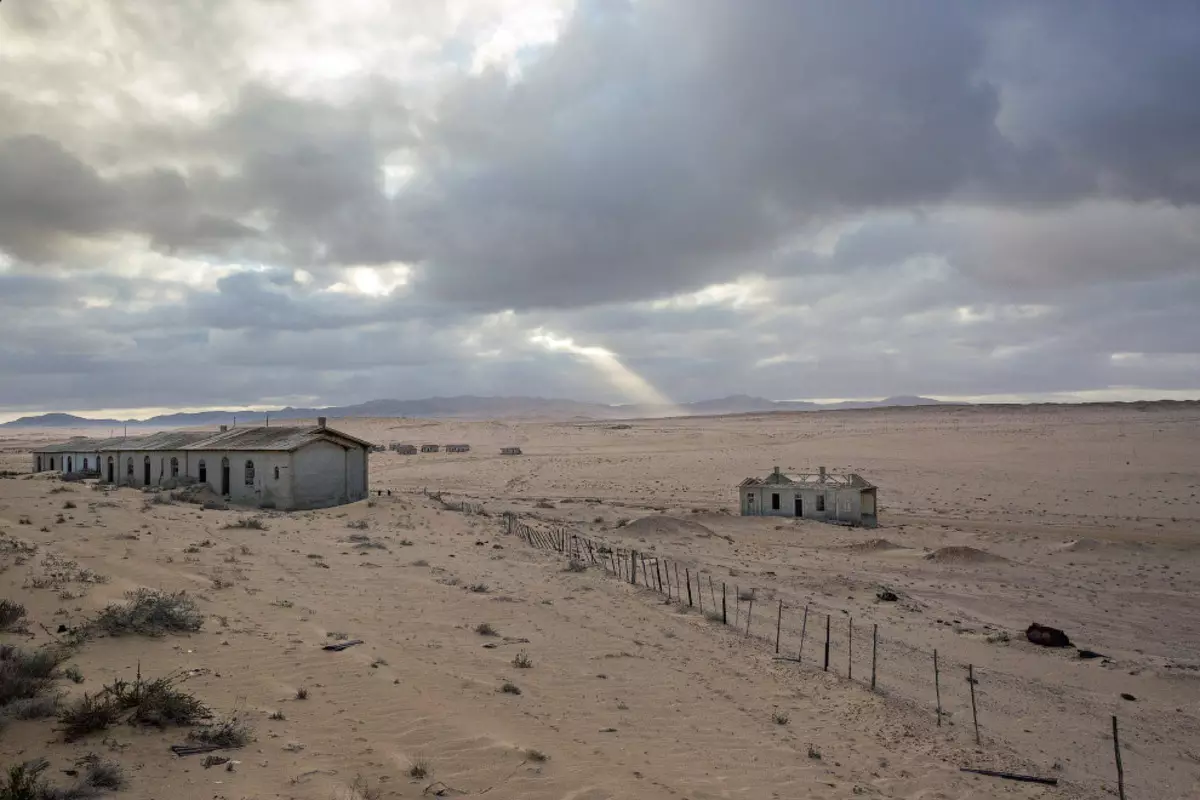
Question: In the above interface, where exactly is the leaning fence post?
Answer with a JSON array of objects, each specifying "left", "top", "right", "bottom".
[
  {"left": 1112, "top": 715, "right": 1126, "bottom": 800},
  {"left": 934, "top": 649, "right": 942, "bottom": 726},
  {"left": 775, "top": 599, "right": 783, "bottom": 654},
  {"left": 968, "top": 664, "right": 980, "bottom": 746},
  {"left": 798, "top": 604, "right": 809, "bottom": 663},
  {"left": 686, "top": 569, "right": 694, "bottom": 607},
  {"left": 708, "top": 576, "right": 717, "bottom": 609},
  {"left": 674, "top": 563, "right": 682, "bottom": 602},
  {"left": 722, "top": 583, "right": 727, "bottom": 624},
  {"left": 824, "top": 614, "right": 831, "bottom": 672},
  {"left": 871, "top": 623, "right": 878, "bottom": 691},
  {"left": 630, "top": 550, "right": 637, "bottom": 585},
  {"left": 696, "top": 574, "right": 704, "bottom": 614},
  {"left": 734, "top": 586, "right": 741, "bottom": 628}
]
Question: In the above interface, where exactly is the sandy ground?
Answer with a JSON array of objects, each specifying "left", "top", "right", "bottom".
[{"left": 1, "top": 404, "right": 1198, "bottom": 799}]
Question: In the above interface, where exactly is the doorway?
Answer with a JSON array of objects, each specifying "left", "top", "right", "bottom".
[
  {"left": 794, "top": 496, "right": 803, "bottom": 517},
  {"left": 106, "top": 457, "right": 114, "bottom": 483},
  {"left": 198, "top": 460, "right": 207, "bottom": 484},
  {"left": 143, "top": 457, "right": 151, "bottom": 486},
  {"left": 67, "top": 457, "right": 73, "bottom": 473},
  {"left": 220, "top": 457, "right": 230, "bottom": 495}
]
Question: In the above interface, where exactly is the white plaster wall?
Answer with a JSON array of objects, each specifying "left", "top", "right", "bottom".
[
  {"left": 293, "top": 441, "right": 350, "bottom": 509},
  {"left": 741, "top": 486, "right": 865, "bottom": 523},
  {"left": 346, "top": 446, "right": 367, "bottom": 502}
]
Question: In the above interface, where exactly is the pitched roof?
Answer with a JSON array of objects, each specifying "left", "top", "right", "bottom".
[
  {"left": 34, "top": 436, "right": 145, "bottom": 453},
  {"left": 178, "top": 425, "right": 374, "bottom": 452},
  {"left": 740, "top": 469, "right": 874, "bottom": 490}
]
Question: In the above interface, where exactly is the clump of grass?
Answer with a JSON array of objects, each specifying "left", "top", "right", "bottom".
[
  {"left": 89, "top": 589, "right": 203, "bottom": 637},
  {"left": 807, "top": 744, "right": 821, "bottom": 760},
  {"left": 411, "top": 559, "right": 430, "bottom": 567},
  {"left": 771, "top": 710, "right": 790, "bottom": 726},
  {"left": 535, "top": 500, "right": 555, "bottom": 509},
  {"left": 62, "top": 500, "right": 77, "bottom": 510},
  {"left": 615, "top": 518, "right": 629, "bottom": 528},
  {"left": 62, "top": 665, "right": 84, "bottom": 684},
  {"left": 512, "top": 651, "right": 533, "bottom": 669},
  {"left": 0, "top": 756, "right": 120, "bottom": 800},
  {"left": 475, "top": 622, "right": 498, "bottom": 637},
  {"left": 188, "top": 713, "right": 253, "bottom": 748},
  {"left": 0, "top": 600, "right": 27, "bottom": 632},
  {"left": 738, "top": 589, "right": 756, "bottom": 602},
  {"left": 346, "top": 519, "right": 369, "bottom": 530},
  {"left": 77, "top": 753, "right": 125, "bottom": 790},
  {"left": 295, "top": 687, "right": 308, "bottom": 700},
  {"left": 0, "top": 645, "right": 67, "bottom": 712},
  {"left": 223, "top": 517, "right": 267, "bottom": 531},
  {"left": 5, "top": 693, "right": 62, "bottom": 720},
  {"left": 525, "top": 749, "right": 548, "bottom": 763},
  {"left": 268, "top": 710, "right": 286, "bottom": 721},
  {"left": 408, "top": 758, "right": 430, "bottom": 779},
  {"left": 468, "top": 583, "right": 490, "bottom": 594},
  {"left": 704, "top": 610, "right": 724, "bottom": 624},
  {"left": 500, "top": 682, "right": 521, "bottom": 695},
  {"left": 108, "top": 671, "right": 212, "bottom": 727},
  {"left": 564, "top": 559, "right": 587, "bottom": 573},
  {"left": 398, "top": 539, "right": 414, "bottom": 547}
]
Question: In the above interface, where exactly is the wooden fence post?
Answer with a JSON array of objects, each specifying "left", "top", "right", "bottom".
[
  {"left": 745, "top": 596, "right": 753, "bottom": 637},
  {"left": 798, "top": 604, "right": 809, "bottom": 664},
  {"left": 824, "top": 614, "right": 831, "bottom": 672},
  {"left": 1112, "top": 715, "right": 1126, "bottom": 800},
  {"left": 934, "top": 649, "right": 942, "bottom": 726},
  {"left": 871, "top": 624, "right": 878, "bottom": 691},
  {"left": 968, "top": 664, "right": 980, "bottom": 746},
  {"left": 630, "top": 550, "right": 637, "bottom": 585},
  {"left": 848, "top": 617, "right": 853, "bottom": 681},
  {"left": 685, "top": 569, "right": 694, "bottom": 606},
  {"left": 708, "top": 576, "right": 717, "bottom": 609},
  {"left": 722, "top": 583, "right": 727, "bottom": 624},
  {"left": 775, "top": 599, "right": 783, "bottom": 653},
  {"left": 696, "top": 574, "right": 704, "bottom": 614}
]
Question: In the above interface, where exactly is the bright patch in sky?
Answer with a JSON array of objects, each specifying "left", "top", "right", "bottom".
[{"left": 529, "top": 328, "right": 674, "bottom": 407}]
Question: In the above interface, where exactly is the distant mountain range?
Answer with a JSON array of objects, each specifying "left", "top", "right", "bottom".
[{"left": 0, "top": 394, "right": 958, "bottom": 428}]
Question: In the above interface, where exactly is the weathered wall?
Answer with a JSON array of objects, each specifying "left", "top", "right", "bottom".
[
  {"left": 293, "top": 441, "right": 350, "bottom": 509},
  {"left": 740, "top": 485, "right": 866, "bottom": 524}
]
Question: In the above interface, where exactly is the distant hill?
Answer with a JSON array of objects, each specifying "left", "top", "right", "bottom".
[{"left": 1, "top": 394, "right": 956, "bottom": 428}]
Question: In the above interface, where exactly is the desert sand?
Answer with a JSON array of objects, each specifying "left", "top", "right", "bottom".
[{"left": 1, "top": 403, "right": 1198, "bottom": 799}]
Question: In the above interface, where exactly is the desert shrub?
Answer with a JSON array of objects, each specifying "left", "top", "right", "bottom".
[
  {"left": 467, "top": 583, "right": 490, "bottom": 594},
  {"left": 564, "top": 559, "right": 587, "bottom": 573},
  {"left": 407, "top": 759, "right": 430, "bottom": 780},
  {"left": 0, "top": 601, "right": 26, "bottom": 632},
  {"left": 0, "top": 645, "right": 66, "bottom": 711},
  {"left": 62, "top": 666, "right": 84, "bottom": 685},
  {"left": 188, "top": 714, "right": 253, "bottom": 748},
  {"left": 615, "top": 519, "right": 629, "bottom": 528},
  {"left": 222, "top": 517, "right": 266, "bottom": 530},
  {"left": 106, "top": 672, "right": 211, "bottom": 727},
  {"left": 474, "top": 622, "right": 498, "bottom": 637},
  {"left": 58, "top": 693, "right": 123, "bottom": 741},
  {"left": 807, "top": 744, "right": 821, "bottom": 760},
  {"left": 771, "top": 710, "right": 790, "bottom": 726},
  {"left": 535, "top": 500, "right": 555, "bottom": 509},
  {"left": 90, "top": 590, "right": 202, "bottom": 637},
  {"left": 0, "top": 755, "right": 125, "bottom": 799},
  {"left": 738, "top": 588, "right": 756, "bottom": 602},
  {"left": 500, "top": 682, "right": 521, "bottom": 695},
  {"left": 77, "top": 753, "right": 125, "bottom": 790},
  {"left": 295, "top": 687, "right": 308, "bottom": 700},
  {"left": 62, "top": 501, "right": 76, "bottom": 510},
  {"left": 4, "top": 694, "right": 61, "bottom": 720},
  {"left": 525, "top": 749, "right": 548, "bottom": 763},
  {"left": 0, "top": 759, "right": 51, "bottom": 800},
  {"left": 346, "top": 520, "right": 369, "bottom": 530},
  {"left": 512, "top": 651, "right": 533, "bottom": 669}
]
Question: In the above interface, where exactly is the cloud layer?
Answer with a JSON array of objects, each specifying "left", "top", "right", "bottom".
[{"left": 2, "top": 0, "right": 1198, "bottom": 417}]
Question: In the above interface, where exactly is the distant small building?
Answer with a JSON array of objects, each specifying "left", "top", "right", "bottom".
[
  {"left": 739, "top": 466, "right": 877, "bottom": 527},
  {"left": 499, "top": 446, "right": 523, "bottom": 455},
  {"left": 444, "top": 443, "right": 470, "bottom": 453},
  {"left": 369, "top": 444, "right": 386, "bottom": 452},
  {"left": 420, "top": 444, "right": 440, "bottom": 453},
  {"left": 392, "top": 444, "right": 418, "bottom": 455}
]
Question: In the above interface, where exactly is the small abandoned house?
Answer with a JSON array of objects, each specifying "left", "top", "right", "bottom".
[
  {"left": 392, "top": 444, "right": 418, "bottom": 455},
  {"left": 32, "top": 417, "right": 373, "bottom": 510},
  {"left": 420, "top": 444, "right": 440, "bottom": 453},
  {"left": 444, "top": 443, "right": 470, "bottom": 453},
  {"left": 739, "top": 466, "right": 877, "bottom": 527},
  {"left": 499, "top": 446, "right": 523, "bottom": 455}
]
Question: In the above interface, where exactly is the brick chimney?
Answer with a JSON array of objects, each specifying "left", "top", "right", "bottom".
[
  {"left": 220, "top": 425, "right": 228, "bottom": 432},
  {"left": 317, "top": 416, "right": 327, "bottom": 429},
  {"left": 819, "top": 466, "right": 826, "bottom": 481}
]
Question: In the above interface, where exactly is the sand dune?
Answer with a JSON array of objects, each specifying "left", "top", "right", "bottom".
[{"left": 923, "top": 545, "right": 1009, "bottom": 564}]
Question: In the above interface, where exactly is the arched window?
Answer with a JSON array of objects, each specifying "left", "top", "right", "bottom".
[
  {"left": 66, "top": 457, "right": 73, "bottom": 473},
  {"left": 83, "top": 458, "right": 89, "bottom": 471},
  {"left": 245, "top": 460, "right": 255, "bottom": 486},
  {"left": 198, "top": 459, "right": 207, "bottom": 483},
  {"left": 274, "top": 466, "right": 279, "bottom": 480},
  {"left": 170, "top": 457, "right": 179, "bottom": 477},
  {"left": 127, "top": 458, "right": 134, "bottom": 475}
]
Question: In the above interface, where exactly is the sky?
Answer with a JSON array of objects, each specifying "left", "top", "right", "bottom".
[{"left": 1, "top": 0, "right": 1199, "bottom": 422}]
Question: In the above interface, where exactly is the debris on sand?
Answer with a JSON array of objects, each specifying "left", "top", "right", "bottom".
[
  {"left": 846, "top": 538, "right": 906, "bottom": 552},
  {"left": 1026, "top": 623, "right": 1072, "bottom": 648},
  {"left": 924, "top": 546, "right": 1008, "bottom": 564}
]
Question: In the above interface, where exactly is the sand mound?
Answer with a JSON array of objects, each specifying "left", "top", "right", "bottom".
[
  {"left": 1058, "top": 537, "right": 1145, "bottom": 553},
  {"left": 845, "top": 538, "right": 906, "bottom": 552},
  {"left": 622, "top": 516, "right": 717, "bottom": 539},
  {"left": 924, "top": 546, "right": 1008, "bottom": 564}
]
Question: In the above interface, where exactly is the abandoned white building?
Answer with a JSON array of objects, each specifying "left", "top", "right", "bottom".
[
  {"left": 739, "top": 467, "right": 877, "bottom": 527},
  {"left": 420, "top": 444, "right": 440, "bottom": 453},
  {"left": 499, "top": 446, "right": 523, "bottom": 455},
  {"left": 31, "top": 418, "right": 372, "bottom": 510},
  {"left": 444, "top": 443, "right": 470, "bottom": 453},
  {"left": 391, "top": 444, "right": 418, "bottom": 455}
]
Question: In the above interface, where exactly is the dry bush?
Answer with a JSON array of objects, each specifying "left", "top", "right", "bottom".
[
  {"left": 0, "top": 645, "right": 66, "bottom": 715},
  {"left": 1, "top": 754, "right": 126, "bottom": 799},
  {"left": 500, "top": 682, "right": 521, "bottom": 695},
  {"left": 474, "top": 622, "right": 498, "bottom": 637},
  {"left": 467, "top": 583, "right": 490, "bottom": 594},
  {"left": 188, "top": 713, "right": 253, "bottom": 748},
  {"left": 61, "top": 501, "right": 76, "bottom": 510},
  {"left": 107, "top": 671, "right": 211, "bottom": 727},
  {"left": 346, "top": 520, "right": 369, "bottom": 530},
  {"left": 512, "top": 651, "right": 533, "bottom": 669},
  {"left": 771, "top": 710, "right": 790, "bottom": 726},
  {"left": 564, "top": 559, "right": 588, "bottom": 573},
  {"left": 58, "top": 693, "right": 124, "bottom": 742},
  {"left": 295, "top": 687, "right": 308, "bottom": 700},
  {"left": 0, "top": 601, "right": 26, "bottom": 633},
  {"left": 525, "top": 749, "right": 548, "bottom": 763},
  {"left": 407, "top": 759, "right": 430, "bottom": 780},
  {"left": 89, "top": 590, "right": 203, "bottom": 637}
]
